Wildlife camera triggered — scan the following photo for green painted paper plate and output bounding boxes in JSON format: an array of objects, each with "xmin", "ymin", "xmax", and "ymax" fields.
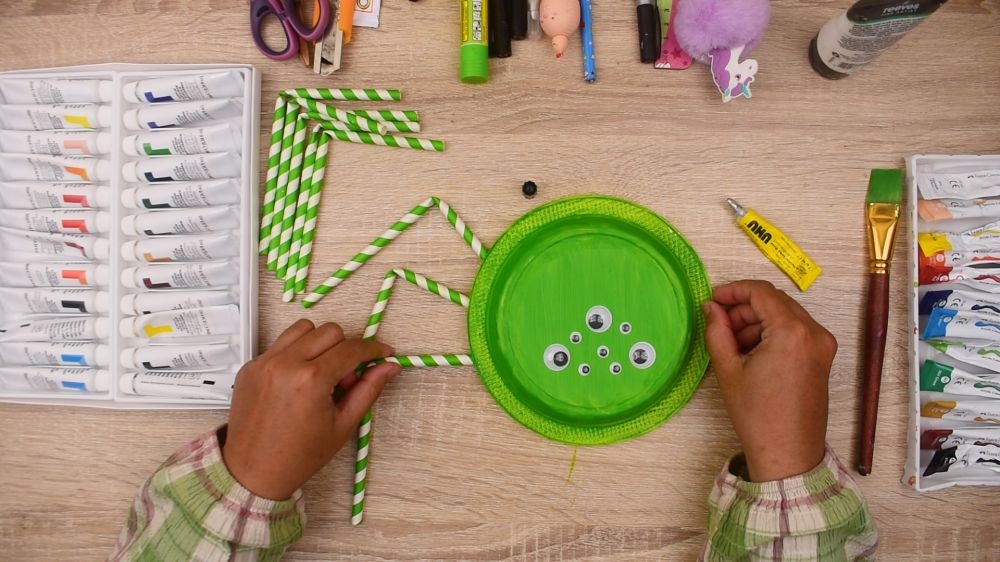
[{"xmin": 468, "ymin": 196, "xmax": 711, "ymax": 446}]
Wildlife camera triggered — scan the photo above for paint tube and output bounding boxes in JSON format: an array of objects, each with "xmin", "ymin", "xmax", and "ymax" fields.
[
  {"xmin": 0, "ymin": 366, "xmax": 110, "ymax": 393},
  {"xmin": 921, "ymin": 400, "xmax": 1000, "ymax": 425},
  {"xmin": 123, "ymin": 71, "xmax": 245, "ymax": 104},
  {"xmin": 0, "ymin": 130, "xmax": 112, "ymax": 156},
  {"xmin": 120, "ymin": 261, "xmax": 238, "ymax": 290},
  {"xmin": 121, "ymin": 122, "xmax": 242, "ymax": 157},
  {"xmin": 921, "ymin": 428, "xmax": 1000, "ymax": 450},
  {"xmin": 122, "ymin": 98, "xmax": 244, "ymax": 130},
  {"xmin": 0, "ymin": 263, "xmax": 109, "ymax": 287},
  {"xmin": 919, "ymin": 248, "xmax": 1000, "ymax": 271},
  {"xmin": 121, "ymin": 289, "xmax": 237, "ymax": 315},
  {"xmin": 0, "ymin": 154, "xmax": 111, "ymax": 182},
  {"xmin": 917, "ymin": 170, "xmax": 1000, "ymax": 200},
  {"xmin": 0, "ymin": 288, "xmax": 108, "ymax": 315},
  {"xmin": 0, "ymin": 209, "xmax": 110, "ymax": 234},
  {"xmin": 0, "ymin": 341, "xmax": 110, "ymax": 368},
  {"xmin": 0, "ymin": 79, "xmax": 113, "ymax": 104},
  {"xmin": 120, "ymin": 343, "xmax": 238, "ymax": 370},
  {"xmin": 918, "ymin": 221, "xmax": 1000, "ymax": 258},
  {"xmin": 926, "ymin": 340, "xmax": 1000, "ymax": 372},
  {"xmin": 121, "ymin": 207, "xmax": 238, "ymax": 236},
  {"xmin": 119, "ymin": 304, "xmax": 240, "ymax": 339},
  {"xmin": 919, "ymin": 263, "xmax": 1000, "ymax": 286},
  {"xmin": 923, "ymin": 444, "xmax": 1000, "ymax": 477},
  {"xmin": 0, "ymin": 182, "xmax": 111, "ymax": 209},
  {"xmin": 920, "ymin": 360, "xmax": 1000, "ymax": 399},
  {"xmin": 0, "ymin": 317, "xmax": 110, "ymax": 342},
  {"xmin": 0, "ymin": 228, "xmax": 110, "ymax": 260},
  {"xmin": 918, "ymin": 198, "xmax": 1000, "ymax": 222},
  {"xmin": 120, "ymin": 179, "xmax": 240, "ymax": 209},
  {"xmin": 919, "ymin": 290, "xmax": 1000, "ymax": 318},
  {"xmin": 120, "ymin": 233, "xmax": 239, "ymax": 263},
  {"xmin": 922, "ymin": 308, "xmax": 1000, "ymax": 341},
  {"xmin": 0, "ymin": 103, "xmax": 112, "ymax": 130},
  {"xmin": 121, "ymin": 153, "xmax": 240, "ymax": 183},
  {"xmin": 119, "ymin": 370, "xmax": 234, "ymax": 400}
]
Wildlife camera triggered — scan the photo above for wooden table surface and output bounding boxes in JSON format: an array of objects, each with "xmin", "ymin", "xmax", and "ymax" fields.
[{"xmin": 2, "ymin": 0, "xmax": 1000, "ymax": 560}]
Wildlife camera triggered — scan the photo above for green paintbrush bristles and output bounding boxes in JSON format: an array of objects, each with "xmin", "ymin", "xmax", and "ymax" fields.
[{"xmin": 867, "ymin": 168, "xmax": 904, "ymax": 205}]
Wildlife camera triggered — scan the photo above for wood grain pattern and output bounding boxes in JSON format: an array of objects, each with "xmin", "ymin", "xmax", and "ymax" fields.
[{"xmin": 1, "ymin": 0, "xmax": 1000, "ymax": 559}]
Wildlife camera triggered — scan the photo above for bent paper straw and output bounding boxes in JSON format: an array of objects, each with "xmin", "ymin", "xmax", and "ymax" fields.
[
  {"xmin": 379, "ymin": 120, "xmax": 421, "ymax": 134},
  {"xmin": 283, "ymin": 87, "xmax": 402, "ymax": 102},
  {"xmin": 290, "ymin": 97, "xmax": 385, "ymax": 134},
  {"xmin": 324, "ymin": 129, "xmax": 444, "ymax": 152},
  {"xmin": 352, "ymin": 109, "xmax": 421, "ymax": 124},
  {"xmin": 293, "ymin": 133, "xmax": 331, "ymax": 294},
  {"xmin": 267, "ymin": 112, "xmax": 308, "ymax": 271},
  {"xmin": 311, "ymin": 117, "xmax": 420, "ymax": 135},
  {"xmin": 281, "ymin": 128, "xmax": 320, "ymax": 301},
  {"xmin": 259, "ymin": 96, "xmax": 290, "ymax": 253}
]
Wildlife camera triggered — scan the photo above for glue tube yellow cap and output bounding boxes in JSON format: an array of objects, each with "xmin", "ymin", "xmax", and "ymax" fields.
[{"xmin": 460, "ymin": 44, "xmax": 489, "ymax": 84}]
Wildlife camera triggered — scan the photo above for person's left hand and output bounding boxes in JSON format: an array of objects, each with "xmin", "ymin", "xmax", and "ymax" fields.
[{"xmin": 221, "ymin": 319, "xmax": 400, "ymax": 500}]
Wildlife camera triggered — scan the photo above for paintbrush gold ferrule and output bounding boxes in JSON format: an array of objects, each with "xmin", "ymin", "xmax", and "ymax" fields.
[{"xmin": 866, "ymin": 202, "xmax": 900, "ymax": 274}]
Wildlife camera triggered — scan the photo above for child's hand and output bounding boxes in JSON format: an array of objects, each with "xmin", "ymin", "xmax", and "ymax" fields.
[
  {"xmin": 703, "ymin": 280, "xmax": 837, "ymax": 482},
  {"xmin": 221, "ymin": 319, "xmax": 400, "ymax": 500}
]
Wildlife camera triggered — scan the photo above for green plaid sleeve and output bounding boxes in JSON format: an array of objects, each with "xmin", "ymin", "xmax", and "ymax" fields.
[
  {"xmin": 700, "ymin": 447, "xmax": 878, "ymax": 562},
  {"xmin": 108, "ymin": 426, "xmax": 306, "ymax": 562}
]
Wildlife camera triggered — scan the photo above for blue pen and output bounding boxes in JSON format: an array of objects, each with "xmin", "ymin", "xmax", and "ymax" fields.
[{"xmin": 580, "ymin": 0, "xmax": 596, "ymax": 82}]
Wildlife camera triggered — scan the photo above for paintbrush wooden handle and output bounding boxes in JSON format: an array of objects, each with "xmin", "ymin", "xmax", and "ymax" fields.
[{"xmin": 857, "ymin": 272, "xmax": 890, "ymax": 476}]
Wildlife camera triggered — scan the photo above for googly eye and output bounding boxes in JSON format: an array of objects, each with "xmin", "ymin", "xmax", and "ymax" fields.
[
  {"xmin": 619, "ymin": 322, "xmax": 631, "ymax": 334},
  {"xmin": 586, "ymin": 305, "xmax": 611, "ymax": 333},
  {"xmin": 597, "ymin": 345, "xmax": 609, "ymax": 358},
  {"xmin": 629, "ymin": 342, "xmax": 656, "ymax": 369},
  {"xmin": 570, "ymin": 331, "xmax": 582, "ymax": 344},
  {"xmin": 578, "ymin": 363, "xmax": 591, "ymax": 376},
  {"xmin": 610, "ymin": 362, "xmax": 622, "ymax": 375},
  {"xmin": 544, "ymin": 344, "xmax": 571, "ymax": 371}
]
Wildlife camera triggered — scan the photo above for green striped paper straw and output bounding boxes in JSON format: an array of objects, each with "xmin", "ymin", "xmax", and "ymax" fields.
[
  {"xmin": 290, "ymin": 96, "xmax": 385, "ymax": 134},
  {"xmin": 369, "ymin": 355, "xmax": 474, "ymax": 367},
  {"xmin": 259, "ymin": 97, "xmax": 293, "ymax": 254},
  {"xmin": 324, "ymin": 129, "xmax": 444, "ymax": 152},
  {"xmin": 302, "ymin": 197, "xmax": 487, "ymax": 308},
  {"xmin": 352, "ymin": 109, "xmax": 421, "ymax": 124},
  {"xmin": 307, "ymin": 114, "xmax": 421, "ymax": 135},
  {"xmin": 379, "ymin": 120, "xmax": 421, "ymax": 134},
  {"xmin": 282, "ymin": 87, "xmax": 402, "ymax": 102},
  {"xmin": 267, "ymin": 111, "xmax": 308, "ymax": 271},
  {"xmin": 293, "ymin": 132, "xmax": 331, "ymax": 294},
  {"xmin": 281, "ymin": 127, "xmax": 321, "ymax": 302}
]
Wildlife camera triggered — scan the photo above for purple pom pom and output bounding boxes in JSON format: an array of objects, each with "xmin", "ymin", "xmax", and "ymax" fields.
[{"xmin": 673, "ymin": 0, "xmax": 771, "ymax": 64}]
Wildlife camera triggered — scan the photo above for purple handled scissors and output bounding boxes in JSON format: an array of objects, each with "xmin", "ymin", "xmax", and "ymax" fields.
[{"xmin": 250, "ymin": 0, "xmax": 331, "ymax": 61}]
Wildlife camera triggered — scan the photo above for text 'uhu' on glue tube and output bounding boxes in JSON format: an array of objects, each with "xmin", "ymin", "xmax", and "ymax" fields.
[{"xmin": 725, "ymin": 198, "xmax": 821, "ymax": 291}]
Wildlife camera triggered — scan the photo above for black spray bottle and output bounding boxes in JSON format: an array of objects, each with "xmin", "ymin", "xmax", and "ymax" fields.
[{"xmin": 809, "ymin": 0, "xmax": 948, "ymax": 79}]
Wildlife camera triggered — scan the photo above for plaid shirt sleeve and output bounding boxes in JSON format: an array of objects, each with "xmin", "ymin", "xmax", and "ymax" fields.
[
  {"xmin": 108, "ymin": 426, "xmax": 306, "ymax": 562},
  {"xmin": 699, "ymin": 446, "xmax": 878, "ymax": 562}
]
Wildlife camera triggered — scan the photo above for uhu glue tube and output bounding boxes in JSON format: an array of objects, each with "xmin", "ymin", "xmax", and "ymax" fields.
[{"xmin": 725, "ymin": 198, "xmax": 822, "ymax": 292}]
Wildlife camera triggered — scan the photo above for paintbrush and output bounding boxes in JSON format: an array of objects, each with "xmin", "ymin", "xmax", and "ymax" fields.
[{"xmin": 857, "ymin": 168, "xmax": 903, "ymax": 476}]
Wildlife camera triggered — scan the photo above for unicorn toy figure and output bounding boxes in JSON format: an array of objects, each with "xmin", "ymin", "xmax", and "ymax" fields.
[{"xmin": 709, "ymin": 45, "xmax": 758, "ymax": 102}]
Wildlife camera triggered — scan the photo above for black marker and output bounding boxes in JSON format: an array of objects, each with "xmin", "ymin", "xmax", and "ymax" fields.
[
  {"xmin": 636, "ymin": 0, "xmax": 659, "ymax": 63},
  {"xmin": 511, "ymin": 0, "xmax": 527, "ymax": 40}
]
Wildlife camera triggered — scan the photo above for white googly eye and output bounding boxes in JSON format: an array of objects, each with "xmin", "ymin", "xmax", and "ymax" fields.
[
  {"xmin": 619, "ymin": 322, "xmax": 631, "ymax": 334},
  {"xmin": 610, "ymin": 362, "xmax": 622, "ymax": 375},
  {"xmin": 570, "ymin": 331, "xmax": 582, "ymax": 344},
  {"xmin": 585, "ymin": 306, "xmax": 611, "ymax": 333},
  {"xmin": 578, "ymin": 363, "xmax": 591, "ymax": 376},
  {"xmin": 597, "ymin": 345, "xmax": 609, "ymax": 358},
  {"xmin": 629, "ymin": 342, "xmax": 656, "ymax": 369},
  {"xmin": 544, "ymin": 344, "xmax": 570, "ymax": 371}
]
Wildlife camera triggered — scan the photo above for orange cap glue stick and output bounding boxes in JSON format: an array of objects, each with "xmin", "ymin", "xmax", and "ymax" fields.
[{"xmin": 726, "ymin": 198, "xmax": 822, "ymax": 292}]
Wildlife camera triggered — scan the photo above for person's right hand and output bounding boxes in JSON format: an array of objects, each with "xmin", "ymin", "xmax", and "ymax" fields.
[{"xmin": 703, "ymin": 280, "xmax": 837, "ymax": 482}]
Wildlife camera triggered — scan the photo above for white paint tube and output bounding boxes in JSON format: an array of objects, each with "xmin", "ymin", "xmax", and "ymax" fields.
[
  {"xmin": 0, "ymin": 341, "xmax": 110, "ymax": 367},
  {"xmin": 121, "ymin": 179, "xmax": 240, "ymax": 209},
  {"xmin": 120, "ymin": 343, "xmax": 238, "ymax": 370},
  {"xmin": 121, "ymin": 122, "xmax": 242, "ymax": 156},
  {"xmin": 119, "ymin": 370, "xmax": 234, "ymax": 400},
  {"xmin": 0, "ymin": 228, "xmax": 110, "ymax": 260},
  {"xmin": 0, "ymin": 317, "xmax": 110, "ymax": 342},
  {"xmin": 121, "ymin": 153, "xmax": 240, "ymax": 183},
  {"xmin": 0, "ymin": 130, "xmax": 112, "ymax": 156},
  {"xmin": 122, "ymin": 98, "xmax": 244, "ymax": 130},
  {"xmin": 121, "ymin": 289, "xmax": 237, "ymax": 315},
  {"xmin": 123, "ymin": 71, "xmax": 245, "ymax": 104},
  {"xmin": 0, "ymin": 262, "xmax": 109, "ymax": 287},
  {"xmin": 120, "ymin": 234, "xmax": 239, "ymax": 263},
  {"xmin": 918, "ymin": 198, "xmax": 1000, "ymax": 222},
  {"xmin": 0, "ymin": 79, "xmax": 113, "ymax": 104},
  {"xmin": 919, "ymin": 289, "xmax": 1000, "ymax": 318},
  {"xmin": 0, "ymin": 154, "xmax": 111, "ymax": 182},
  {"xmin": 926, "ymin": 340, "xmax": 1000, "ymax": 372},
  {"xmin": 922, "ymin": 308, "xmax": 1000, "ymax": 342},
  {"xmin": 918, "ymin": 170, "xmax": 1000, "ymax": 200},
  {"xmin": 121, "ymin": 207, "xmax": 238, "ymax": 236},
  {"xmin": 0, "ymin": 209, "xmax": 110, "ymax": 234},
  {"xmin": 924, "ymin": 444, "xmax": 1000, "ymax": 477},
  {"xmin": 120, "ymin": 261, "xmax": 238, "ymax": 290},
  {"xmin": 921, "ymin": 360, "xmax": 1000, "ymax": 399},
  {"xmin": 921, "ymin": 427, "xmax": 1000, "ymax": 450},
  {"xmin": 0, "ymin": 366, "xmax": 110, "ymax": 393},
  {"xmin": 0, "ymin": 103, "xmax": 112, "ymax": 130},
  {"xmin": 119, "ymin": 304, "xmax": 240, "ymax": 339},
  {"xmin": 0, "ymin": 182, "xmax": 111, "ymax": 209},
  {"xmin": 922, "ymin": 399, "xmax": 1000, "ymax": 425},
  {"xmin": 919, "ymin": 221, "xmax": 1000, "ymax": 255},
  {"xmin": 0, "ymin": 288, "xmax": 108, "ymax": 315}
]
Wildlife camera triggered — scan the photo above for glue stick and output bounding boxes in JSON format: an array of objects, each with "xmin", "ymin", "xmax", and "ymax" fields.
[{"xmin": 725, "ymin": 198, "xmax": 822, "ymax": 292}]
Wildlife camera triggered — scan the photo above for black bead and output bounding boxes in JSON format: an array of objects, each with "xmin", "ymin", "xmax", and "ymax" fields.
[{"xmin": 522, "ymin": 181, "xmax": 538, "ymax": 198}]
